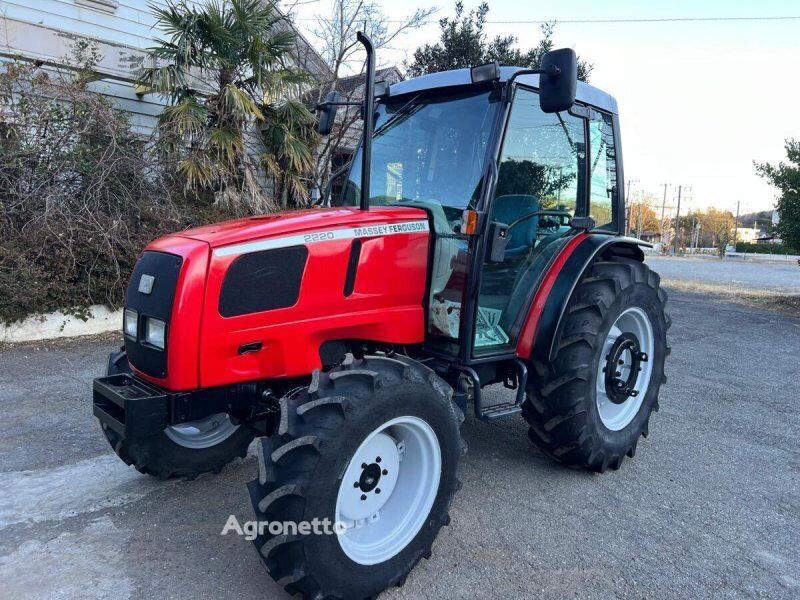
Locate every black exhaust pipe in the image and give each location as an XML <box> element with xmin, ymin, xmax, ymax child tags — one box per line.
<box><xmin>357</xmin><ymin>31</ymin><xmax>374</xmax><ymax>211</ymax></box>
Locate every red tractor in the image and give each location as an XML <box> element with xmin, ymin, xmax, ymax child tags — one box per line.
<box><xmin>93</xmin><ymin>33</ymin><xmax>669</xmax><ymax>599</ymax></box>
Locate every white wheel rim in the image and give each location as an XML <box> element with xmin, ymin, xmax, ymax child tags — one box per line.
<box><xmin>164</xmin><ymin>413</ymin><xmax>239</xmax><ymax>449</ymax></box>
<box><xmin>595</xmin><ymin>307</ymin><xmax>655</xmax><ymax>431</ymax></box>
<box><xmin>335</xmin><ymin>416</ymin><xmax>441</xmax><ymax>565</ymax></box>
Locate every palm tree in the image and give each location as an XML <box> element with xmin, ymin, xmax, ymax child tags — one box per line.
<box><xmin>139</xmin><ymin>0</ymin><xmax>315</xmax><ymax>212</ymax></box>
<box><xmin>261</xmin><ymin>99</ymin><xmax>316</xmax><ymax>207</ymax></box>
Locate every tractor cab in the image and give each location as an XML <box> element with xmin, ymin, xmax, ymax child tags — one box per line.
<box><xmin>328</xmin><ymin>60</ymin><xmax>623</xmax><ymax>369</ymax></box>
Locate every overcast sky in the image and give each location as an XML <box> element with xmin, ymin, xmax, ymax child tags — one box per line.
<box><xmin>289</xmin><ymin>0</ymin><xmax>800</xmax><ymax>216</ymax></box>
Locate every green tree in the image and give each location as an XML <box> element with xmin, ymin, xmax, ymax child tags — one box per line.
<box><xmin>755</xmin><ymin>139</ymin><xmax>800</xmax><ymax>251</ymax></box>
<box><xmin>405</xmin><ymin>2</ymin><xmax>592</xmax><ymax>80</ymax></box>
<box><xmin>139</xmin><ymin>0</ymin><xmax>314</xmax><ymax>212</ymax></box>
<box><xmin>699</xmin><ymin>207</ymin><xmax>735</xmax><ymax>256</ymax></box>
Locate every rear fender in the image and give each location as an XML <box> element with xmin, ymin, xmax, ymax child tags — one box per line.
<box><xmin>516</xmin><ymin>235</ymin><xmax>650</xmax><ymax>363</ymax></box>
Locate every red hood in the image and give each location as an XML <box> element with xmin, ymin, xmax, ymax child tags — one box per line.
<box><xmin>176</xmin><ymin>206</ymin><xmax>429</xmax><ymax>249</ymax></box>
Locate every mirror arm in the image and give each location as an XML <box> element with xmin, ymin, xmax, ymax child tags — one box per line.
<box><xmin>504</xmin><ymin>64</ymin><xmax>564</xmax><ymax>96</ymax></box>
<box><xmin>505</xmin><ymin>67</ymin><xmax>545</xmax><ymax>89</ymax></box>
<box><xmin>507</xmin><ymin>210</ymin><xmax>571</xmax><ymax>231</ymax></box>
<box><xmin>502</xmin><ymin>68</ymin><xmax>544</xmax><ymax>102</ymax></box>
<box><xmin>315</xmin><ymin>100</ymin><xmax>361</xmax><ymax>110</ymax></box>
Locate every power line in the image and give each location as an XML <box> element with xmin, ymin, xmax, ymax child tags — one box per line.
<box><xmin>293</xmin><ymin>15</ymin><xmax>800</xmax><ymax>25</ymax></box>
<box><xmin>479</xmin><ymin>15</ymin><xmax>800</xmax><ymax>25</ymax></box>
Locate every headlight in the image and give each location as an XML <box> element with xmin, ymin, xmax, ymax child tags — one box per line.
<box><xmin>123</xmin><ymin>309</ymin><xmax>138</xmax><ymax>338</ymax></box>
<box><xmin>145</xmin><ymin>317</ymin><xmax>166</xmax><ymax>350</ymax></box>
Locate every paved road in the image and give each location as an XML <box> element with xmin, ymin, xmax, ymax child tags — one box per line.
<box><xmin>1</xmin><ymin>290</ymin><xmax>798</xmax><ymax>599</ymax></box>
<box><xmin>646</xmin><ymin>255</ymin><xmax>800</xmax><ymax>294</ymax></box>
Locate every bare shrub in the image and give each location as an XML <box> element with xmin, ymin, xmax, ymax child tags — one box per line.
<box><xmin>0</xmin><ymin>42</ymin><xmax>191</xmax><ymax>323</ymax></box>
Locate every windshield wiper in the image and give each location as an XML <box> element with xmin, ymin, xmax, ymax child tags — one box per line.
<box><xmin>372</xmin><ymin>94</ymin><xmax>421</xmax><ymax>138</ymax></box>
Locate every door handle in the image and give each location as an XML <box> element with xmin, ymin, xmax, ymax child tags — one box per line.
<box><xmin>237</xmin><ymin>341</ymin><xmax>263</xmax><ymax>355</ymax></box>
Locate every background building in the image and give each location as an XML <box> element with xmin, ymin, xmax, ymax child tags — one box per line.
<box><xmin>0</xmin><ymin>0</ymin><xmax>330</xmax><ymax>135</ymax></box>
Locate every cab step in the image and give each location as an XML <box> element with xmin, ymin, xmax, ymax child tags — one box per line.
<box><xmin>455</xmin><ymin>359</ymin><xmax>528</xmax><ymax>421</ymax></box>
<box><xmin>481</xmin><ymin>402</ymin><xmax>523</xmax><ymax>420</ymax></box>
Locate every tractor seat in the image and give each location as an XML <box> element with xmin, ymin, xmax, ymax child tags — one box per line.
<box><xmin>490</xmin><ymin>194</ymin><xmax>539</xmax><ymax>258</ymax></box>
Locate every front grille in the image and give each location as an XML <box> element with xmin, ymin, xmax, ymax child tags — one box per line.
<box><xmin>123</xmin><ymin>251</ymin><xmax>183</xmax><ymax>378</ymax></box>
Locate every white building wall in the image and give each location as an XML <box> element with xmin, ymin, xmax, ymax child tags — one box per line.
<box><xmin>0</xmin><ymin>0</ymin><xmax>206</xmax><ymax>135</ymax></box>
<box><xmin>0</xmin><ymin>0</ymin><xmax>327</xmax><ymax>138</ymax></box>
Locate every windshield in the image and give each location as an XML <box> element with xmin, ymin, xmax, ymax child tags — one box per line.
<box><xmin>336</xmin><ymin>90</ymin><xmax>500</xmax><ymax>232</ymax></box>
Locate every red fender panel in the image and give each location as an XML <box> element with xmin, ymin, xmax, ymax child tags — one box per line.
<box><xmin>515</xmin><ymin>233</ymin><xmax>588</xmax><ymax>358</ymax></box>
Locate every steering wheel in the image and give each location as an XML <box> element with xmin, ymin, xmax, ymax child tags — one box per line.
<box><xmin>506</xmin><ymin>209</ymin><xmax>573</xmax><ymax>232</ymax></box>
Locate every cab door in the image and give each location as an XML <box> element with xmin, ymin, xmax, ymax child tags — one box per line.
<box><xmin>473</xmin><ymin>87</ymin><xmax>588</xmax><ymax>354</ymax></box>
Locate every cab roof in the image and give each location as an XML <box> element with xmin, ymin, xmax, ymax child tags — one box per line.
<box><xmin>386</xmin><ymin>66</ymin><xmax>618</xmax><ymax>115</ymax></box>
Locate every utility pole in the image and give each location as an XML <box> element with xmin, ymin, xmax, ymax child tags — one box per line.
<box><xmin>733</xmin><ymin>200</ymin><xmax>740</xmax><ymax>248</ymax></box>
<box><xmin>673</xmin><ymin>185</ymin><xmax>682</xmax><ymax>255</ymax></box>
<box><xmin>660</xmin><ymin>183</ymin><xmax>669</xmax><ymax>246</ymax></box>
<box><xmin>636</xmin><ymin>191</ymin><xmax>644</xmax><ymax>239</ymax></box>
<box><xmin>625</xmin><ymin>179</ymin><xmax>637</xmax><ymax>236</ymax></box>
<box><xmin>625</xmin><ymin>205</ymin><xmax>631</xmax><ymax>236</ymax></box>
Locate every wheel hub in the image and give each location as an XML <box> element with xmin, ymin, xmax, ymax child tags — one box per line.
<box><xmin>595</xmin><ymin>307</ymin><xmax>655</xmax><ymax>431</ymax></box>
<box><xmin>339</xmin><ymin>432</ymin><xmax>399</xmax><ymax>522</ymax></box>
<box><xmin>603</xmin><ymin>332</ymin><xmax>648</xmax><ymax>404</ymax></box>
<box><xmin>358</xmin><ymin>462</ymin><xmax>383</xmax><ymax>493</ymax></box>
<box><xmin>163</xmin><ymin>413</ymin><xmax>239</xmax><ymax>449</ymax></box>
<box><xmin>335</xmin><ymin>416</ymin><xmax>441</xmax><ymax>565</ymax></box>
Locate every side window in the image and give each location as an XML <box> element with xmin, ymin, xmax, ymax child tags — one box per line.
<box><xmin>473</xmin><ymin>89</ymin><xmax>586</xmax><ymax>353</ymax></box>
<box><xmin>589</xmin><ymin>113</ymin><xmax>618</xmax><ymax>230</ymax></box>
<box><xmin>494</xmin><ymin>88</ymin><xmax>586</xmax><ymax>219</ymax></box>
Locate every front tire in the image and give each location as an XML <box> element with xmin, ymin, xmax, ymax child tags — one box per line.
<box><xmin>101</xmin><ymin>420</ymin><xmax>255</xmax><ymax>480</ymax></box>
<box><xmin>99</xmin><ymin>349</ymin><xmax>256</xmax><ymax>479</ymax></box>
<box><xmin>523</xmin><ymin>256</ymin><xmax>670</xmax><ymax>472</ymax></box>
<box><xmin>248</xmin><ymin>353</ymin><xmax>465</xmax><ymax>599</ymax></box>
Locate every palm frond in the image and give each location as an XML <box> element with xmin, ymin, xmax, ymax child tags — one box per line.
<box><xmin>208</xmin><ymin>126</ymin><xmax>244</xmax><ymax>168</ymax></box>
<box><xmin>137</xmin><ymin>64</ymin><xmax>190</xmax><ymax>101</ymax></box>
<box><xmin>178</xmin><ymin>155</ymin><xmax>216</xmax><ymax>190</ymax></box>
<box><xmin>160</xmin><ymin>97</ymin><xmax>207</xmax><ymax>137</ymax></box>
<box><xmin>219</xmin><ymin>83</ymin><xmax>264</xmax><ymax>121</ymax></box>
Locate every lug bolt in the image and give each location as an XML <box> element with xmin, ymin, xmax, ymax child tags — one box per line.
<box><xmin>361</xmin><ymin>463</ymin><xmax>367</xmax><ymax>469</ymax></box>
<box><xmin>360</xmin><ymin>494</ymin><xmax>367</xmax><ymax>501</ymax></box>
<box><xmin>376</xmin><ymin>457</ymin><xmax>381</xmax><ymax>463</ymax></box>
<box><xmin>619</xmin><ymin>359</ymin><xmax>624</xmax><ymax>365</ymax></box>
<box><xmin>382</xmin><ymin>469</ymin><xmax>388</xmax><ymax>475</ymax></box>
<box><xmin>375</xmin><ymin>488</ymin><xmax>381</xmax><ymax>494</ymax></box>
<box><xmin>353</xmin><ymin>482</ymin><xmax>359</xmax><ymax>488</ymax></box>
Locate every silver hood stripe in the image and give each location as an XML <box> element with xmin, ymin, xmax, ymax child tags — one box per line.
<box><xmin>213</xmin><ymin>220</ymin><xmax>430</xmax><ymax>258</ymax></box>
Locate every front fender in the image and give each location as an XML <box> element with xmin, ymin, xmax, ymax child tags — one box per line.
<box><xmin>515</xmin><ymin>235</ymin><xmax>651</xmax><ymax>363</ymax></box>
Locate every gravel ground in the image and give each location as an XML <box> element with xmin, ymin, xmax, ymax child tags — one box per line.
<box><xmin>1</xmin><ymin>287</ymin><xmax>798</xmax><ymax>599</ymax></box>
<box><xmin>646</xmin><ymin>255</ymin><xmax>800</xmax><ymax>294</ymax></box>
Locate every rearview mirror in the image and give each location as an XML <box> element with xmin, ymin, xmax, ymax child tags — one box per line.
<box><xmin>316</xmin><ymin>90</ymin><xmax>341</xmax><ymax>135</ymax></box>
<box><xmin>538</xmin><ymin>48</ymin><xmax>577</xmax><ymax>113</ymax></box>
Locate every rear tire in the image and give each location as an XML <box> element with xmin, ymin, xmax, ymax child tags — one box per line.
<box><xmin>522</xmin><ymin>256</ymin><xmax>670</xmax><ymax>472</ymax></box>
<box><xmin>248</xmin><ymin>353</ymin><xmax>465</xmax><ymax>599</ymax></box>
